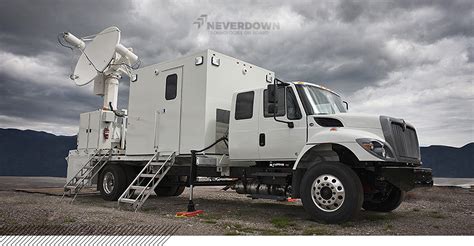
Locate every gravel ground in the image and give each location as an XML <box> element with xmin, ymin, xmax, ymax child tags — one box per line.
<box><xmin>0</xmin><ymin>177</ymin><xmax>473</xmax><ymax>235</ymax></box>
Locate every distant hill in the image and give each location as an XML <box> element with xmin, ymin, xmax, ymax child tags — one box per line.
<box><xmin>0</xmin><ymin>128</ymin><xmax>472</xmax><ymax>178</ymax></box>
<box><xmin>0</xmin><ymin>128</ymin><xmax>76</xmax><ymax>177</ymax></box>
<box><xmin>420</xmin><ymin>143</ymin><xmax>473</xmax><ymax>178</ymax></box>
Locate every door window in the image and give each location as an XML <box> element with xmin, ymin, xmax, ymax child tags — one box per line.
<box><xmin>286</xmin><ymin>87</ymin><xmax>302</xmax><ymax>120</ymax></box>
<box><xmin>165</xmin><ymin>74</ymin><xmax>177</xmax><ymax>100</ymax></box>
<box><xmin>235</xmin><ymin>91</ymin><xmax>254</xmax><ymax>120</ymax></box>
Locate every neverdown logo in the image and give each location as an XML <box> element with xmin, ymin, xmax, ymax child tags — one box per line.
<box><xmin>193</xmin><ymin>14</ymin><xmax>280</xmax><ymax>35</ymax></box>
<box><xmin>194</xmin><ymin>14</ymin><xmax>208</xmax><ymax>29</ymax></box>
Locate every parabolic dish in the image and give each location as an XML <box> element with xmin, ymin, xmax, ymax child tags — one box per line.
<box><xmin>72</xmin><ymin>26</ymin><xmax>120</xmax><ymax>86</ymax></box>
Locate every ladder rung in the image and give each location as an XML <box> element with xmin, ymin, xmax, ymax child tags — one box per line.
<box><xmin>119</xmin><ymin>198</ymin><xmax>137</xmax><ymax>204</ymax></box>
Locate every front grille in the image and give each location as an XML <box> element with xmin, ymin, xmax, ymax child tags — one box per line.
<box><xmin>380</xmin><ymin>116</ymin><xmax>421</xmax><ymax>163</ymax></box>
<box><xmin>390</xmin><ymin>123</ymin><xmax>420</xmax><ymax>159</ymax></box>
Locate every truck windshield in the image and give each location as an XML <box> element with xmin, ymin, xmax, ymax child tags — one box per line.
<box><xmin>295</xmin><ymin>84</ymin><xmax>347</xmax><ymax>115</ymax></box>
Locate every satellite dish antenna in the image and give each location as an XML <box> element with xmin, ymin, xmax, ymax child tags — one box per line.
<box><xmin>60</xmin><ymin>26</ymin><xmax>139</xmax><ymax>110</ymax></box>
<box><xmin>71</xmin><ymin>26</ymin><xmax>120</xmax><ymax>86</ymax></box>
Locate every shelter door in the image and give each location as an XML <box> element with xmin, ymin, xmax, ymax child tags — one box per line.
<box><xmin>154</xmin><ymin>66</ymin><xmax>183</xmax><ymax>154</ymax></box>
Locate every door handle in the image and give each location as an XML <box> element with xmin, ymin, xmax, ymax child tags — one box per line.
<box><xmin>259</xmin><ymin>133</ymin><xmax>265</xmax><ymax>147</ymax></box>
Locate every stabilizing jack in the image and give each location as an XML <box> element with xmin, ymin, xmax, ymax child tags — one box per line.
<box><xmin>176</xmin><ymin>137</ymin><xmax>228</xmax><ymax>217</ymax></box>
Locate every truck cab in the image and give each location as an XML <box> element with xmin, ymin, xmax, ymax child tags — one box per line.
<box><xmin>229</xmin><ymin>81</ymin><xmax>432</xmax><ymax>222</ymax></box>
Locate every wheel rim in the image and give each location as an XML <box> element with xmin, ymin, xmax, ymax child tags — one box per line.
<box><xmin>311</xmin><ymin>174</ymin><xmax>345</xmax><ymax>212</ymax></box>
<box><xmin>102</xmin><ymin>172</ymin><xmax>115</xmax><ymax>194</ymax></box>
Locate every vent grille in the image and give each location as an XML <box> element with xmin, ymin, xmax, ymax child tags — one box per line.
<box><xmin>314</xmin><ymin>117</ymin><xmax>344</xmax><ymax>127</ymax></box>
<box><xmin>391</xmin><ymin>123</ymin><xmax>420</xmax><ymax>159</ymax></box>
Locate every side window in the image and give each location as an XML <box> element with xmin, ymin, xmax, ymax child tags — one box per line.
<box><xmin>263</xmin><ymin>88</ymin><xmax>285</xmax><ymax>117</ymax></box>
<box><xmin>286</xmin><ymin>87</ymin><xmax>302</xmax><ymax>120</ymax></box>
<box><xmin>165</xmin><ymin>74</ymin><xmax>177</xmax><ymax>100</ymax></box>
<box><xmin>235</xmin><ymin>91</ymin><xmax>254</xmax><ymax>120</ymax></box>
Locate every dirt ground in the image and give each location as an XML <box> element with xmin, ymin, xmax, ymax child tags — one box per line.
<box><xmin>0</xmin><ymin>176</ymin><xmax>473</xmax><ymax>235</ymax></box>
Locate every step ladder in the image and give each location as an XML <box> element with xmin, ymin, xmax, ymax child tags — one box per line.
<box><xmin>63</xmin><ymin>149</ymin><xmax>113</xmax><ymax>201</ymax></box>
<box><xmin>118</xmin><ymin>151</ymin><xmax>176</xmax><ymax>211</ymax></box>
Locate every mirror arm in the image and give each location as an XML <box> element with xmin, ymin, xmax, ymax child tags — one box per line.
<box><xmin>272</xmin><ymin>78</ymin><xmax>294</xmax><ymax>129</ymax></box>
<box><xmin>343</xmin><ymin>101</ymin><xmax>349</xmax><ymax>110</ymax></box>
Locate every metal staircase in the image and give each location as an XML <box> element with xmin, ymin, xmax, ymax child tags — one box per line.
<box><xmin>118</xmin><ymin>151</ymin><xmax>176</xmax><ymax>211</ymax></box>
<box><xmin>63</xmin><ymin>149</ymin><xmax>113</xmax><ymax>201</ymax></box>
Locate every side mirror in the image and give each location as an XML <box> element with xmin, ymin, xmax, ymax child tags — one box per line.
<box><xmin>267</xmin><ymin>104</ymin><xmax>276</xmax><ymax>114</ymax></box>
<box><xmin>267</xmin><ymin>84</ymin><xmax>277</xmax><ymax>104</ymax></box>
<box><xmin>343</xmin><ymin>101</ymin><xmax>349</xmax><ymax>110</ymax></box>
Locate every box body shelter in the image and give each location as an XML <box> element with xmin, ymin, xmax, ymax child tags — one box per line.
<box><xmin>125</xmin><ymin>49</ymin><xmax>274</xmax><ymax>156</ymax></box>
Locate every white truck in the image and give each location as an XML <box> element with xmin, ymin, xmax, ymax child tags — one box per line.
<box><xmin>61</xmin><ymin>28</ymin><xmax>432</xmax><ymax>223</ymax></box>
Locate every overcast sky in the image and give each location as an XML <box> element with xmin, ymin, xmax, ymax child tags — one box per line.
<box><xmin>0</xmin><ymin>0</ymin><xmax>472</xmax><ymax>147</ymax></box>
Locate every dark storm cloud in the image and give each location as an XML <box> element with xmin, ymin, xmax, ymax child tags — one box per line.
<box><xmin>0</xmin><ymin>0</ymin><xmax>472</xmax><ymax>146</ymax></box>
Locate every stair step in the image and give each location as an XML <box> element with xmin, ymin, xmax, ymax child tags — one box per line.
<box><xmin>64</xmin><ymin>185</ymin><xmax>76</xmax><ymax>190</ymax></box>
<box><xmin>119</xmin><ymin>198</ymin><xmax>137</xmax><ymax>204</ymax></box>
<box><xmin>149</xmin><ymin>161</ymin><xmax>164</xmax><ymax>166</ymax></box>
<box><xmin>140</xmin><ymin>173</ymin><xmax>157</xmax><ymax>178</ymax></box>
<box><xmin>117</xmin><ymin>151</ymin><xmax>176</xmax><ymax>210</ymax></box>
<box><xmin>130</xmin><ymin>185</ymin><xmax>150</xmax><ymax>190</ymax></box>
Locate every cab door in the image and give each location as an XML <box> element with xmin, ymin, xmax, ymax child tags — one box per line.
<box><xmin>258</xmin><ymin>86</ymin><xmax>307</xmax><ymax>160</ymax></box>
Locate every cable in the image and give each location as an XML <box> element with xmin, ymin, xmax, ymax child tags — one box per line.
<box><xmin>80</xmin><ymin>29</ymin><xmax>119</xmax><ymax>40</ymax></box>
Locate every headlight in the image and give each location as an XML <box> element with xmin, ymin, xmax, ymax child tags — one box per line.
<box><xmin>356</xmin><ymin>138</ymin><xmax>394</xmax><ymax>159</ymax></box>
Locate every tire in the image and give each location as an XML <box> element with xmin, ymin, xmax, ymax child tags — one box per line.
<box><xmin>98</xmin><ymin>164</ymin><xmax>128</xmax><ymax>201</ymax></box>
<box><xmin>122</xmin><ymin>165</ymin><xmax>138</xmax><ymax>185</ymax></box>
<box><xmin>363</xmin><ymin>186</ymin><xmax>405</xmax><ymax>212</ymax></box>
<box><xmin>300</xmin><ymin>162</ymin><xmax>363</xmax><ymax>223</ymax></box>
<box><xmin>154</xmin><ymin>176</ymin><xmax>186</xmax><ymax>197</ymax></box>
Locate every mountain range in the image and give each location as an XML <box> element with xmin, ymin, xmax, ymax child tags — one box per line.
<box><xmin>0</xmin><ymin>128</ymin><xmax>472</xmax><ymax>178</ymax></box>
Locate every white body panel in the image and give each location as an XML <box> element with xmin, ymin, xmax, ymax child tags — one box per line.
<box><xmin>292</xmin><ymin>118</ymin><xmax>387</xmax><ymax>170</ymax></box>
<box><xmin>126</xmin><ymin>49</ymin><xmax>274</xmax><ymax>155</ymax></box>
<box><xmin>77</xmin><ymin>110</ymin><xmax>121</xmax><ymax>150</ymax></box>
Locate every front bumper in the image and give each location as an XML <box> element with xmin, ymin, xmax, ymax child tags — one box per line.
<box><xmin>376</xmin><ymin>166</ymin><xmax>433</xmax><ymax>191</ymax></box>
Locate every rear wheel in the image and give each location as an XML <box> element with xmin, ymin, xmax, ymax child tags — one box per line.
<box><xmin>154</xmin><ymin>176</ymin><xmax>186</xmax><ymax>197</ymax></box>
<box><xmin>98</xmin><ymin>165</ymin><xmax>128</xmax><ymax>201</ymax></box>
<box><xmin>363</xmin><ymin>185</ymin><xmax>405</xmax><ymax>212</ymax></box>
<box><xmin>300</xmin><ymin>162</ymin><xmax>363</xmax><ymax>223</ymax></box>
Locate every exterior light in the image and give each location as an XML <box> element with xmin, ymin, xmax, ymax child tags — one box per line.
<box><xmin>266</xmin><ymin>74</ymin><xmax>273</xmax><ymax>83</ymax></box>
<box><xmin>131</xmin><ymin>74</ymin><xmax>138</xmax><ymax>82</ymax></box>
<box><xmin>211</xmin><ymin>56</ymin><xmax>220</xmax><ymax>66</ymax></box>
<box><xmin>195</xmin><ymin>56</ymin><xmax>204</xmax><ymax>66</ymax></box>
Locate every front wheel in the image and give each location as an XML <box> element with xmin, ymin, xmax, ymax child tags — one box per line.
<box><xmin>363</xmin><ymin>186</ymin><xmax>405</xmax><ymax>212</ymax></box>
<box><xmin>300</xmin><ymin>162</ymin><xmax>363</xmax><ymax>223</ymax></box>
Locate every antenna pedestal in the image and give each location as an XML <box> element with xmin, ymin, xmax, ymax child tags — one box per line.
<box><xmin>103</xmin><ymin>73</ymin><xmax>120</xmax><ymax>110</ymax></box>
